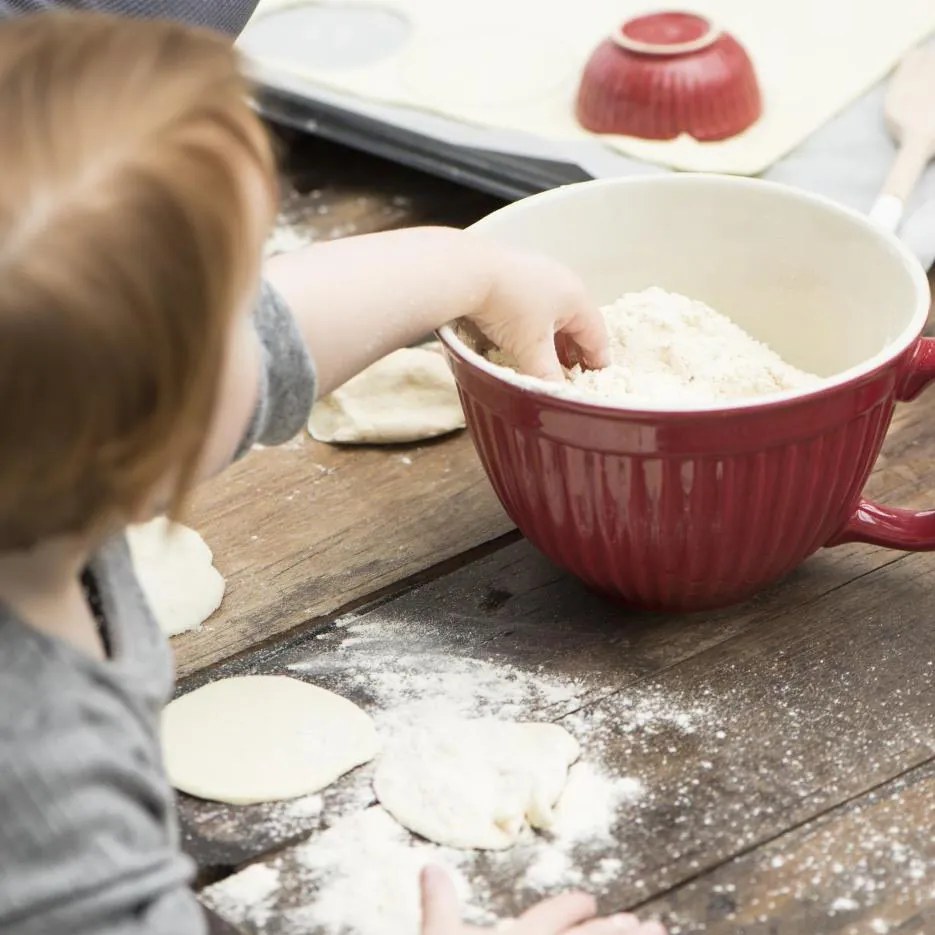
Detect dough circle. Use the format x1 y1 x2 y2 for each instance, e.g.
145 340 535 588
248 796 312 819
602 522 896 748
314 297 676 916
127 517 225 637
162 675 380 805
308 346 465 444
400 28 576 108
374 718 580 849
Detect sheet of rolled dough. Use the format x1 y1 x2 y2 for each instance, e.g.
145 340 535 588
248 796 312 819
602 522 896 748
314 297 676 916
374 718 580 849
162 675 380 804
126 517 225 637
308 345 465 444
239 0 935 175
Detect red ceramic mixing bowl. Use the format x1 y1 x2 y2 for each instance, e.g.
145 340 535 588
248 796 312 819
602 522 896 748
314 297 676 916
438 175 934 612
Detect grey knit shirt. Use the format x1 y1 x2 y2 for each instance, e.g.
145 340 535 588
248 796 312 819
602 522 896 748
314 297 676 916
0 0 258 34
0 4 301 931
0 282 317 935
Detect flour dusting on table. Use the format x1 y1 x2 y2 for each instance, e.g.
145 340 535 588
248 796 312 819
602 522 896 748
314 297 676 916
201 608 708 934
264 223 316 258
290 807 479 935
204 862 281 929
263 187 321 258
487 287 822 407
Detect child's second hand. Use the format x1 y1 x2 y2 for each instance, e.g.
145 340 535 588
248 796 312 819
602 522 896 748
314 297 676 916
420 866 666 935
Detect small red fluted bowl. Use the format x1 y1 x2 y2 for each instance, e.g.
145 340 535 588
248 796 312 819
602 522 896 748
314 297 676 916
576 11 761 141
438 176 934 612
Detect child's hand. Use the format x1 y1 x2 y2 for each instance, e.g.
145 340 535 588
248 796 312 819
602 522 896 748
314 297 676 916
266 227 610 395
467 247 610 382
420 866 667 935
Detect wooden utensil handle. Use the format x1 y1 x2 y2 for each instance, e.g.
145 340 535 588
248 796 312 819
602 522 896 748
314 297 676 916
881 133 934 202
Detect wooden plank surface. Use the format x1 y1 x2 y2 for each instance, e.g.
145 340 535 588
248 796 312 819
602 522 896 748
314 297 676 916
172 132 935 680
639 760 935 934
175 351 935 675
184 379 935 931
179 133 935 931
176 433 511 677
190 536 934 933
171 135 508 677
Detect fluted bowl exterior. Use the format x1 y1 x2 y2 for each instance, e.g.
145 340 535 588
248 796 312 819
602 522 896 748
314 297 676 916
443 348 906 610
437 174 931 611
577 13 762 141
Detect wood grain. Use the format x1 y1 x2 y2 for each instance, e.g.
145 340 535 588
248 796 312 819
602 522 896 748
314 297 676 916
173 304 934 680
174 432 511 677
191 539 935 933
639 760 935 934
185 373 935 931
180 130 935 931
170 132 934 681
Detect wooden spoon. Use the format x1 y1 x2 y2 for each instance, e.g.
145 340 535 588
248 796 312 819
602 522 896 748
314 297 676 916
868 44 935 232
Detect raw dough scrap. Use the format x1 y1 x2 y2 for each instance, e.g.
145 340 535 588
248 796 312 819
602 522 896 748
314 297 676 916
162 675 380 805
126 517 225 637
373 718 580 849
240 0 935 175
308 345 465 444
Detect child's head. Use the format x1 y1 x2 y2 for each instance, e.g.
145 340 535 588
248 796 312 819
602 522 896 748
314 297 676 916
0 13 276 550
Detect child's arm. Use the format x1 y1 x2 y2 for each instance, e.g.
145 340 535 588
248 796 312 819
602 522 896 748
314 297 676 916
201 226 606 485
264 226 609 392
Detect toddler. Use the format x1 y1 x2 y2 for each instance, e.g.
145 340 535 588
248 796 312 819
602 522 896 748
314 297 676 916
0 13 665 935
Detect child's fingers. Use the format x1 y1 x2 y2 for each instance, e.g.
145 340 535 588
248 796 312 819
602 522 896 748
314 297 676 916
559 305 610 371
510 328 566 382
420 865 463 935
516 892 598 933
634 922 667 935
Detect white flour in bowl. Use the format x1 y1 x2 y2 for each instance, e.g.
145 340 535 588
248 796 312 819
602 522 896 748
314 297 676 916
488 287 822 406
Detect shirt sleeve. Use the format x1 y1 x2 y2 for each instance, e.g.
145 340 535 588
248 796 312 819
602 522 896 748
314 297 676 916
238 278 317 454
0 0 259 35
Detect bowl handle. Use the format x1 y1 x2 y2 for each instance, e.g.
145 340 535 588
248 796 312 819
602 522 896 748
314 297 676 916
828 337 935 550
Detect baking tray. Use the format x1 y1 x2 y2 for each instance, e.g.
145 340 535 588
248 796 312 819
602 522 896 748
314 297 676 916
255 84 591 202
242 13 935 274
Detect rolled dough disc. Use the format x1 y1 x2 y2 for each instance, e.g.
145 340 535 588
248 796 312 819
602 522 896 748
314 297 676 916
308 346 465 445
126 517 225 637
373 718 580 849
162 675 380 805
400 28 577 109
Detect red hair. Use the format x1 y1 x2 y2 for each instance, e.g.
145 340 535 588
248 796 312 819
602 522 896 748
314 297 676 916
0 13 276 547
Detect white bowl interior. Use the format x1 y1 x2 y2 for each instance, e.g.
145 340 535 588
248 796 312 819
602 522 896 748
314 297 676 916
467 176 928 381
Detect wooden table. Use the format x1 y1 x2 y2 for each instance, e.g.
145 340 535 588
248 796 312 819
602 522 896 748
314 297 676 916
182 131 935 935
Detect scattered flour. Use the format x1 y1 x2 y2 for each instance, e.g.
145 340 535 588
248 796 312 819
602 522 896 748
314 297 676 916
203 862 281 929
283 793 324 819
204 610 707 933
487 287 821 407
264 222 316 258
300 612 587 731
289 808 484 935
830 896 860 913
550 762 645 844
523 848 577 891
202 584 933 934
519 764 645 891
590 856 626 888
204 807 490 935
